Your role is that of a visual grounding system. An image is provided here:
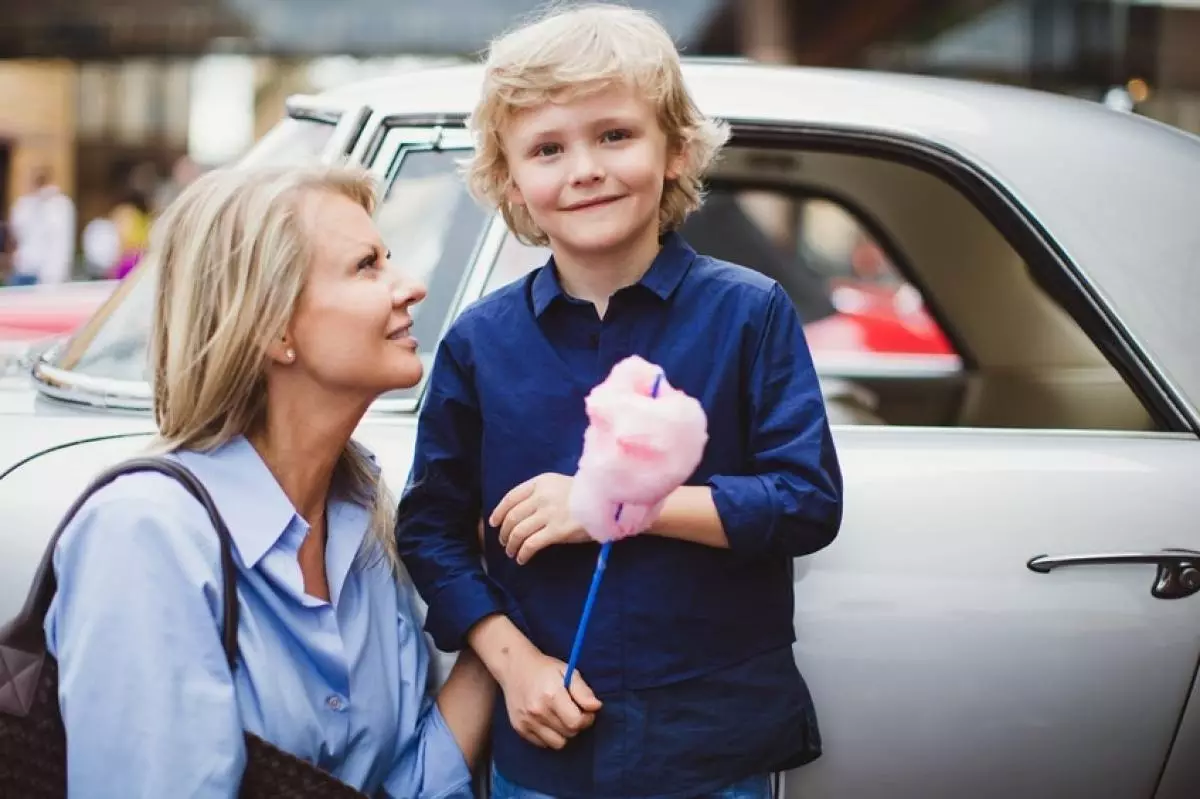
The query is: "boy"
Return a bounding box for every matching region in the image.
[397,4,843,798]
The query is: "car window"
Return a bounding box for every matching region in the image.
[374,147,491,403]
[792,197,955,362]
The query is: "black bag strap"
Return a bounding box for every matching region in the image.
[3,456,239,670]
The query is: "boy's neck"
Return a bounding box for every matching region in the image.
[552,226,663,318]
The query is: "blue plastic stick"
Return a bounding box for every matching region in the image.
[564,372,663,689]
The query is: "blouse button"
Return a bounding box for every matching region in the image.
[326,695,347,712]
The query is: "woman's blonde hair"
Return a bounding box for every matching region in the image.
[145,164,398,568]
[465,2,731,246]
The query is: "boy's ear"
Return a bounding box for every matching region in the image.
[505,181,527,208]
[665,143,688,182]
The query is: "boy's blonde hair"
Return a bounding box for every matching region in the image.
[465,2,730,246]
[144,164,398,569]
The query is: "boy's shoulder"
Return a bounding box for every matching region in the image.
[443,271,531,345]
[688,251,779,298]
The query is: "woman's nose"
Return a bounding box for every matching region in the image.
[393,275,427,307]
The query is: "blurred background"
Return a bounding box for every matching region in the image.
[0,0,1195,289]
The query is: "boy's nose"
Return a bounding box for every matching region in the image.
[569,149,605,185]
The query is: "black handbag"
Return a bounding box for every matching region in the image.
[0,456,370,798]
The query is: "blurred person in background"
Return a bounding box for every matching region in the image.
[0,220,14,284]
[108,188,152,280]
[6,166,76,286]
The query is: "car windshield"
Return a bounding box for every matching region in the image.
[42,119,490,409]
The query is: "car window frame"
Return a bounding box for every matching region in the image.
[722,124,1193,434]
[363,123,507,414]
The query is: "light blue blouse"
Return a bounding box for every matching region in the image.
[44,436,472,798]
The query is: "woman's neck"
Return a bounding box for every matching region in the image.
[248,392,367,525]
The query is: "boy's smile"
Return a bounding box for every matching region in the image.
[502,82,684,281]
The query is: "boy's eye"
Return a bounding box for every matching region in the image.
[533,143,562,158]
[601,129,632,143]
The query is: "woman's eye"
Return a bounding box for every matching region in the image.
[357,252,379,271]
[534,143,561,158]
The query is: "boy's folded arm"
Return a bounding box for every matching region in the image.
[396,336,517,652]
[671,284,844,559]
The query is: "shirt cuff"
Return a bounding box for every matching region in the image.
[708,474,779,558]
[423,573,510,652]
[422,705,474,799]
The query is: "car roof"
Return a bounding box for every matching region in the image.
[297,61,1200,419]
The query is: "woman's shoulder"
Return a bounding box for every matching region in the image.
[54,466,225,577]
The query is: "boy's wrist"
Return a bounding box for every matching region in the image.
[465,613,538,687]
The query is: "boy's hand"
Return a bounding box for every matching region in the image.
[501,646,603,749]
[491,473,590,564]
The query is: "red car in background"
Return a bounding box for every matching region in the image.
[0,281,119,368]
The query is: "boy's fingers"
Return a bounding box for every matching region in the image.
[498,496,537,546]
[490,479,535,527]
[550,688,589,734]
[530,724,567,750]
[566,672,603,713]
[502,504,541,554]
[514,526,556,564]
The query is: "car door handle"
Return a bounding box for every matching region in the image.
[1027,549,1200,599]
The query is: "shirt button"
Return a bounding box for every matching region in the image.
[588,333,600,347]
[326,695,347,712]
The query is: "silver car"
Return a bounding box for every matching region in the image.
[2,62,1199,799]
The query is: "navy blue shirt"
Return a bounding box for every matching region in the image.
[397,233,842,797]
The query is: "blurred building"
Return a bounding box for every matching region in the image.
[2,0,1199,244]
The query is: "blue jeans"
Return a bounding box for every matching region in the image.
[490,764,773,799]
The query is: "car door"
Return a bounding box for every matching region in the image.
[752,142,1200,796]
[785,425,1200,799]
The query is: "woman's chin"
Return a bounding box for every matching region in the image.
[382,362,424,393]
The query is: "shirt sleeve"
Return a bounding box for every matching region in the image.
[396,332,518,652]
[382,701,474,799]
[44,485,246,798]
[708,283,844,559]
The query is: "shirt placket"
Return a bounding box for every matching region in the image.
[315,606,353,769]
[594,295,637,798]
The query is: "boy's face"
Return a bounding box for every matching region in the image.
[501,82,684,261]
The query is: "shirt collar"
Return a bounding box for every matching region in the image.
[173,436,298,568]
[531,231,696,318]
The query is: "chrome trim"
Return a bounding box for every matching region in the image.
[320,104,373,162]
[812,352,964,380]
[1027,550,1200,574]
[284,94,343,125]
[32,354,152,410]
[456,213,511,309]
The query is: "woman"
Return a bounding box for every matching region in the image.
[42,164,494,797]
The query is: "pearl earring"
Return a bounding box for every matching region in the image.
[285,349,295,362]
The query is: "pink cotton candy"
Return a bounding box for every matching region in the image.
[569,355,709,543]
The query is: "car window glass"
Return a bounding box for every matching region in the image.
[375,147,490,402]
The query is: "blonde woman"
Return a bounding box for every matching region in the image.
[42,165,494,797]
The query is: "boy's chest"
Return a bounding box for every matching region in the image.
[471,301,753,500]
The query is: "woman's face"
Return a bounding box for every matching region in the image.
[285,190,427,397]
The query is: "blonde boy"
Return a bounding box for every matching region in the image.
[397,5,842,798]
